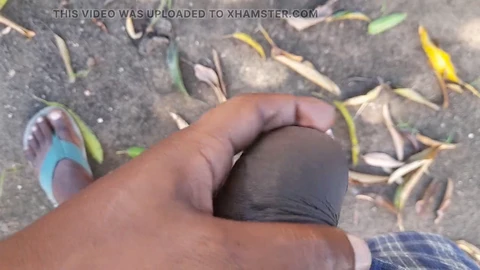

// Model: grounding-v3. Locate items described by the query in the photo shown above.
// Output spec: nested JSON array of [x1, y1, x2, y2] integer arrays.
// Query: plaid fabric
[[367, 232, 479, 270]]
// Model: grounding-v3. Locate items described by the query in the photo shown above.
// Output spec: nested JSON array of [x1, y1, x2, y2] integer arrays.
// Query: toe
[[47, 109, 82, 147], [31, 123, 45, 143], [27, 134, 39, 152], [36, 116, 53, 142]]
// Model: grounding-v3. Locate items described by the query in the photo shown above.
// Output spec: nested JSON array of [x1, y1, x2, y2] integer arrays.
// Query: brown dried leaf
[[194, 64, 226, 103], [349, 171, 388, 184], [435, 179, 454, 224], [407, 147, 438, 162], [394, 88, 440, 111], [415, 180, 441, 215], [356, 194, 398, 215], [212, 49, 227, 97], [0, 14, 35, 38], [362, 152, 405, 168], [54, 34, 76, 83], [169, 112, 189, 130], [285, 0, 337, 31], [383, 105, 405, 161], [388, 159, 430, 184], [396, 160, 433, 210], [343, 84, 384, 106], [274, 53, 341, 95], [416, 133, 457, 150], [92, 18, 108, 33]]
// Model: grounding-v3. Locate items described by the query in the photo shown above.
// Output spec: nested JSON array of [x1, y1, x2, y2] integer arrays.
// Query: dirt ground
[[1, 0, 480, 246]]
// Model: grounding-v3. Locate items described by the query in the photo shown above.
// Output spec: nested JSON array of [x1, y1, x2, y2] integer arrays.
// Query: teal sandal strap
[[39, 135, 92, 205]]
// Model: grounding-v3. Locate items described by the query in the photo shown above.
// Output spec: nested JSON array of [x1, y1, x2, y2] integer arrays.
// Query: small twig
[[0, 14, 35, 38]]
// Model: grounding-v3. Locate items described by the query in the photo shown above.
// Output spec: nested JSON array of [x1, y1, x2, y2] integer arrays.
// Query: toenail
[[31, 126, 37, 132], [36, 117, 44, 123], [49, 111, 63, 120]]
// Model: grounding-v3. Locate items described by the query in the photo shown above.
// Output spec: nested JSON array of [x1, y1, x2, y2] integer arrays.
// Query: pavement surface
[[1, 0, 479, 247]]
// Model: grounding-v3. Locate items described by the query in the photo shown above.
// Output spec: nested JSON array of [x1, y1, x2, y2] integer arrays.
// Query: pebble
[[84, 90, 92, 96], [108, 107, 113, 112], [16, 185, 22, 190], [97, 118, 104, 124], [118, 67, 125, 73], [468, 133, 475, 139], [8, 70, 15, 78], [7, 113, 13, 119], [440, 123, 446, 128]]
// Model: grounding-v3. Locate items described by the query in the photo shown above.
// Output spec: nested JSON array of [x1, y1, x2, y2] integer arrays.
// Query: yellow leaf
[[0, 14, 35, 38], [394, 88, 440, 111], [54, 34, 76, 83], [34, 97, 104, 164], [334, 101, 359, 165], [274, 53, 341, 95], [327, 11, 371, 22], [456, 240, 480, 264], [343, 84, 383, 106], [230, 32, 266, 59], [419, 26, 460, 83]]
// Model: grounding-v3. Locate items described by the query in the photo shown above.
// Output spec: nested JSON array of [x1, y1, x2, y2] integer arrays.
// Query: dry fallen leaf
[[54, 34, 76, 83], [446, 83, 464, 93], [0, 14, 35, 38], [362, 152, 405, 169], [456, 240, 480, 264], [230, 32, 266, 59], [434, 179, 454, 224], [212, 49, 227, 97], [194, 64, 226, 103], [327, 11, 371, 22], [285, 0, 337, 31], [415, 179, 440, 215], [258, 25, 340, 95], [356, 194, 398, 215], [335, 101, 359, 165], [416, 133, 457, 150], [169, 112, 189, 130], [388, 159, 431, 184], [407, 146, 438, 162], [394, 88, 440, 111], [396, 160, 433, 210], [463, 83, 480, 99], [116, 147, 145, 158], [274, 54, 341, 95], [91, 18, 108, 33], [349, 171, 389, 184], [343, 84, 384, 106], [383, 105, 405, 161], [126, 15, 143, 40]]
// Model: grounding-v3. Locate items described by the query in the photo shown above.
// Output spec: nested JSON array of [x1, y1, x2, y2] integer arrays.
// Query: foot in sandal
[[23, 107, 94, 206]]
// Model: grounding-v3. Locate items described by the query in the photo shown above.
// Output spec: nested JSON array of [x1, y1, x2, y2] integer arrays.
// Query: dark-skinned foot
[[24, 109, 94, 205]]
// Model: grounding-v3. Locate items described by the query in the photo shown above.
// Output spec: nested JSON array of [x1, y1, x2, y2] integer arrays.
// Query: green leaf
[[0, 0, 7, 11], [368, 13, 407, 35], [167, 41, 189, 96], [334, 101, 359, 166], [116, 147, 145, 158], [33, 96, 104, 164]]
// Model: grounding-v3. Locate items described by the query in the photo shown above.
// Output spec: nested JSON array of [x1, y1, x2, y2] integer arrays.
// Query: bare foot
[[24, 109, 94, 205]]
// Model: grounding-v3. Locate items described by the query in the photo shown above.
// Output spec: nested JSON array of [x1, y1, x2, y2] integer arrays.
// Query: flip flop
[[23, 106, 92, 207]]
